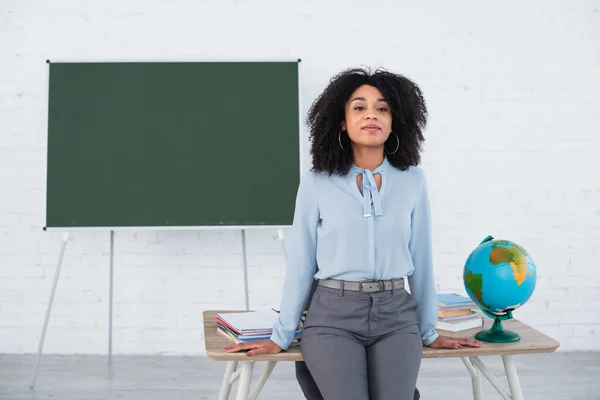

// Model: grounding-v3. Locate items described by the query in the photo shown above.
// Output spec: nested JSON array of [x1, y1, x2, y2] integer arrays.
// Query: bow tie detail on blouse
[[361, 169, 383, 217], [351, 159, 390, 218]]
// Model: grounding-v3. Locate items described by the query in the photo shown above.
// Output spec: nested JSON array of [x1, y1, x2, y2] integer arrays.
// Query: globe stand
[[475, 310, 521, 343]]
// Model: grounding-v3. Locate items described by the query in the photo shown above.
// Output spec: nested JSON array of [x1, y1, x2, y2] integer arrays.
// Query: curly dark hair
[[307, 67, 428, 175]]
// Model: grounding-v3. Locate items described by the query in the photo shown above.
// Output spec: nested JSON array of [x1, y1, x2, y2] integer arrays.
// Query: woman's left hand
[[427, 335, 482, 349]]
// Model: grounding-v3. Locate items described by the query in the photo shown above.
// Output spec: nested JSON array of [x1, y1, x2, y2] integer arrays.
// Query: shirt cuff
[[422, 329, 439, 346], [269, 329, 292, 351]]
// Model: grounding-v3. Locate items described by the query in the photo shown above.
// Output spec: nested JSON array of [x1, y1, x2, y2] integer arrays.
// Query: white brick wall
[[1, 0, 598, 354]]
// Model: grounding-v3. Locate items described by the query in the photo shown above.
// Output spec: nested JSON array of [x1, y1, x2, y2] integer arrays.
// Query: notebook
[[436, 314, 484, 332], [437, 293, 477, 309], [216, 309, 279, 333], [438, 310, 480, 322]]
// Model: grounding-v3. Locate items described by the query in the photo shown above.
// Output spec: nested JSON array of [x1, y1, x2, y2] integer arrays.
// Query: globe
[[463, 235, 537, 343]]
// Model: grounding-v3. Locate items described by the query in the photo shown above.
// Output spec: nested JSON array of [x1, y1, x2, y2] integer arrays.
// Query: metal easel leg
[[30, 232, 70, 388], [277, 229, 287, 261], [241, 229, 250, 311], [109, 230, 114, 365], [502, 355, 524, 400]]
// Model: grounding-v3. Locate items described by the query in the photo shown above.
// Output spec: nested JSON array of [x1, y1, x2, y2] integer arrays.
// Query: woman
[[225, 68, 481, 399]]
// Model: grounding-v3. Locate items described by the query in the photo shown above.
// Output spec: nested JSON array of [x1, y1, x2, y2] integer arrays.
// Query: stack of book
[[436, 293, 484, 332], [215, 309, 302, 345]]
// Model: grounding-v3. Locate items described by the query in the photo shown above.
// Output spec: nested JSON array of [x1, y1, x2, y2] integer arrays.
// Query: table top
[[203, 310, 560, 362]]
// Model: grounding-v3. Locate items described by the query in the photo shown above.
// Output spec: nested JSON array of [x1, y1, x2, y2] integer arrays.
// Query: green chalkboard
[[46, 61, 300, 228]]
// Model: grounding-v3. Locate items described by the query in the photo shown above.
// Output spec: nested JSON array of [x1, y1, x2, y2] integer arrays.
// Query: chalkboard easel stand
[[29, 227, 287, 388], [29, 230, 116, 388], [30, 232, 70, 388]]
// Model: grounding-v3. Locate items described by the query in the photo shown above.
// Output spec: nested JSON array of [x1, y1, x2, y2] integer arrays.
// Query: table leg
[[460, 357, 483, 400], [502, 355, 524, 400], [249, 361, 276, 400], [235, 362, 254, 400], [219, 361, 238, 400], [470, 356, 512, 400]]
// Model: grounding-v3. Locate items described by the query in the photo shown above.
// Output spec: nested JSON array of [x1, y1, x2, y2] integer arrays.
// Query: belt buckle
[[358, 281, 369, 293], [359, 280, 383, 293]]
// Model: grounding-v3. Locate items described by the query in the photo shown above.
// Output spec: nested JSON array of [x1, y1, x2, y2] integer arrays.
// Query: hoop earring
[[338, 130, 348, 151], [385, 132, 399, 155]]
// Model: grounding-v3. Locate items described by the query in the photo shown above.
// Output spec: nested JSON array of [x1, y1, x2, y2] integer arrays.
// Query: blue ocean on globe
[[463, 236, 537, 315]]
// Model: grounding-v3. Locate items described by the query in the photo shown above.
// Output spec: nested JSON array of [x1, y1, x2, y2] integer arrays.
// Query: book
[[217, 327, 301, 347], [438, 308, 474, 319], [217, 322, 301, 341], [436, 314, 484, 332], [216, 309, 279, 332], [217, 323, 270, 340], [437, 293, 477, 310], [438, 311, 480, 322], [218, 326, 243, 344], [215, 309, 302, 344]]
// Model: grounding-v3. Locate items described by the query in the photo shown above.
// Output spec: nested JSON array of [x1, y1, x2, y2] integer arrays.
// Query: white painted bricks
[[1, 1, 599, 354]]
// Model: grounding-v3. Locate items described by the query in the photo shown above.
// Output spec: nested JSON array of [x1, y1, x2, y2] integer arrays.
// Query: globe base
[[475, 316, 520, 343]]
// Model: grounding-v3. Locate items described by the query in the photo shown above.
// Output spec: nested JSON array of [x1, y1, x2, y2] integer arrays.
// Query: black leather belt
[[318, 278, 405, 293]]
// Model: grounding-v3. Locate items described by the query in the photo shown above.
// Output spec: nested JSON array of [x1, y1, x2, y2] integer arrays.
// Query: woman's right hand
[[223, 339, 283, 357]]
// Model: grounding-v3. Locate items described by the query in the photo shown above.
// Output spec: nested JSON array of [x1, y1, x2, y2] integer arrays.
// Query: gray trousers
[[295, 361, 420, 400], [298, 283, 423, 400]]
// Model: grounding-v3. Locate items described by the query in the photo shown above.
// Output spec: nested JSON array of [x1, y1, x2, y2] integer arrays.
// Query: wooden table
[[203, 310, 560, 400]]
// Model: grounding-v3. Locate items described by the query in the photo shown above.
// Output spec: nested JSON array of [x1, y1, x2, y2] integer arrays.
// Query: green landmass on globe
[[464, 270, 490, 309]]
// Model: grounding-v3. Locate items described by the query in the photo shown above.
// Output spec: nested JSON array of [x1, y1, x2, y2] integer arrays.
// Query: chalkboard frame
[[43, 59, 305, 230]]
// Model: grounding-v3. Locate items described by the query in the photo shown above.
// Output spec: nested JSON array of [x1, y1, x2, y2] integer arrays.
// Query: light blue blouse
[[270, 157, 439, 350]]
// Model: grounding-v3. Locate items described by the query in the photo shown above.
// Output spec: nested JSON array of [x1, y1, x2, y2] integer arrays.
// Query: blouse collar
[[350, 156, 391, 175]]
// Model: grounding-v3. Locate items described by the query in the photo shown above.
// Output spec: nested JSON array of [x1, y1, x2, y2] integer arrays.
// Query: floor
[[1, 353, 598, 399]]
